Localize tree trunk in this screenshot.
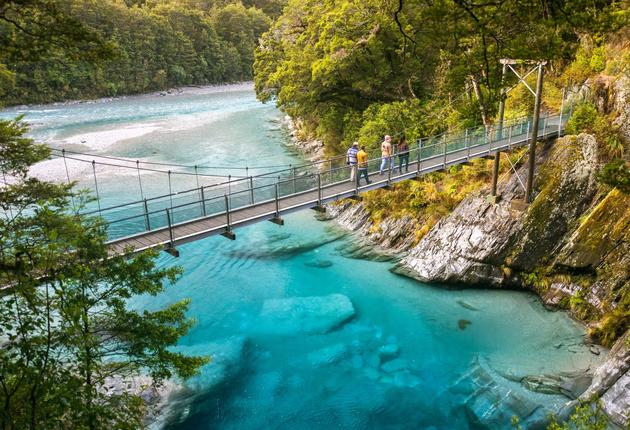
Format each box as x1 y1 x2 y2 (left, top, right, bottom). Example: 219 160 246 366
470 74 489 126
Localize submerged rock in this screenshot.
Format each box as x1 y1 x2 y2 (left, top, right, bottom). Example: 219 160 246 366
174 336 248 393
380 358 409 374
521 373 592 399
392 370 422 388
307 343 349 366
258 294 356 335
457 319 472 330
304 259 334 268
450 358 555 429
377 344 400 362
336 241 398 262
456 300 479 311
228 234 344 260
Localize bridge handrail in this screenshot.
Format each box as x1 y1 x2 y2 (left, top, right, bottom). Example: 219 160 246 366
100 111 567 241
93 111 566 237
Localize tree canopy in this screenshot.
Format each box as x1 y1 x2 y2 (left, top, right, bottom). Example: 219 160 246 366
0 117 207 429
254 0 627 154
0 0 280 105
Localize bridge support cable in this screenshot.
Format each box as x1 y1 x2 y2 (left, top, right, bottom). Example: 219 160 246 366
91 160 102 217
249 176 254 205
61 149 77 211
143 199 151 231
136 160 145 200
164 208 179 257
500 59 547 204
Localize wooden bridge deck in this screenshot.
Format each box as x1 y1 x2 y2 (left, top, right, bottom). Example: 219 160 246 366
107 120 564 256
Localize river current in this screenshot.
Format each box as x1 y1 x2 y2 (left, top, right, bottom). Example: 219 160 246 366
1 84 606 429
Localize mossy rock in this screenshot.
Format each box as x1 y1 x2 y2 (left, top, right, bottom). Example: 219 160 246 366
509 134 600 271
555 188 630 270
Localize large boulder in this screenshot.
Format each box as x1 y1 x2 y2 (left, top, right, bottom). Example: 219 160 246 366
571 330 630 427
174 336 248 393
391 140 556 286
392 194 520 286
508 134 600 271
257 294 356 335
324 200 419 253
448 358 559 429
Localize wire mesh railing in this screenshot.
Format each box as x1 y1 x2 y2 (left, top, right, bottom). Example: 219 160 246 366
100 111 569 243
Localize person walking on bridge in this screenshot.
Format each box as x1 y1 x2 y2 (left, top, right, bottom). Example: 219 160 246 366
397 135 409 173
357 145 371 186
346 141 359 182
379 135 394 175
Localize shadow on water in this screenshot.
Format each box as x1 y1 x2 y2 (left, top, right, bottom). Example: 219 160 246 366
226 232 347 261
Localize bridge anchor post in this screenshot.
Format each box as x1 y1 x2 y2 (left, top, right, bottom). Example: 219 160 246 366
311 173 326 212
164 208 180 256
489 151 501 204
221 194 236 240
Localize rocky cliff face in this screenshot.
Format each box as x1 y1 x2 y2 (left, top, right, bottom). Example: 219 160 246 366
282 115 325 161
323 200 418 254
394 133 603 287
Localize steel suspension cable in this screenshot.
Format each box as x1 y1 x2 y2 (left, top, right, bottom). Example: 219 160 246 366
61 149 77 211
91 160 102 216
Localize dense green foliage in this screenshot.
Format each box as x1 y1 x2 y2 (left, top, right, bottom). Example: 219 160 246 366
566 101 624 157
254 0 627 154
547 402 609 430
0 0 280 105
0 118 207 429
597 159 630 193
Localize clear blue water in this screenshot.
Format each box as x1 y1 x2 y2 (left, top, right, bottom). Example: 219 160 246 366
2 84 606 429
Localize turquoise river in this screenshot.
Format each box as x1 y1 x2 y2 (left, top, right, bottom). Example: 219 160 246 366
1 84 606 430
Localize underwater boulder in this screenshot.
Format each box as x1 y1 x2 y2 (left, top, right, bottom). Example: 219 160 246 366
449 358 558 429
307 343 349 367
377 344 400 362
258 294 356 335
174 336 247 393
381 358 409 374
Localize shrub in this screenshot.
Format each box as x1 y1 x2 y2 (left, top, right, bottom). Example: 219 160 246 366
597 159 630 193
547 402 608 430
566 103 598 135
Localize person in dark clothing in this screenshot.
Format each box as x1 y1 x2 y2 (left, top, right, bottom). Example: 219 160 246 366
397 135 409 173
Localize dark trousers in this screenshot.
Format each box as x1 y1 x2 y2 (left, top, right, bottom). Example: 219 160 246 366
398 154 409 172
357 168 370 185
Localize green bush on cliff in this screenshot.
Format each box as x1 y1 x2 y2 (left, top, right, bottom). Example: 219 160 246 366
566 103 599 135
566 102 624 158
546 402 608 430
590 293 630 347
597 159 630 193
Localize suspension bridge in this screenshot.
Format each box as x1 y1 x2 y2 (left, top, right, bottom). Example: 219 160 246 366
67 111 569 257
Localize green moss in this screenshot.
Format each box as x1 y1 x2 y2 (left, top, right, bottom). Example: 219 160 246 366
557 189 630 269
589 292 630 347
569 289 599 321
